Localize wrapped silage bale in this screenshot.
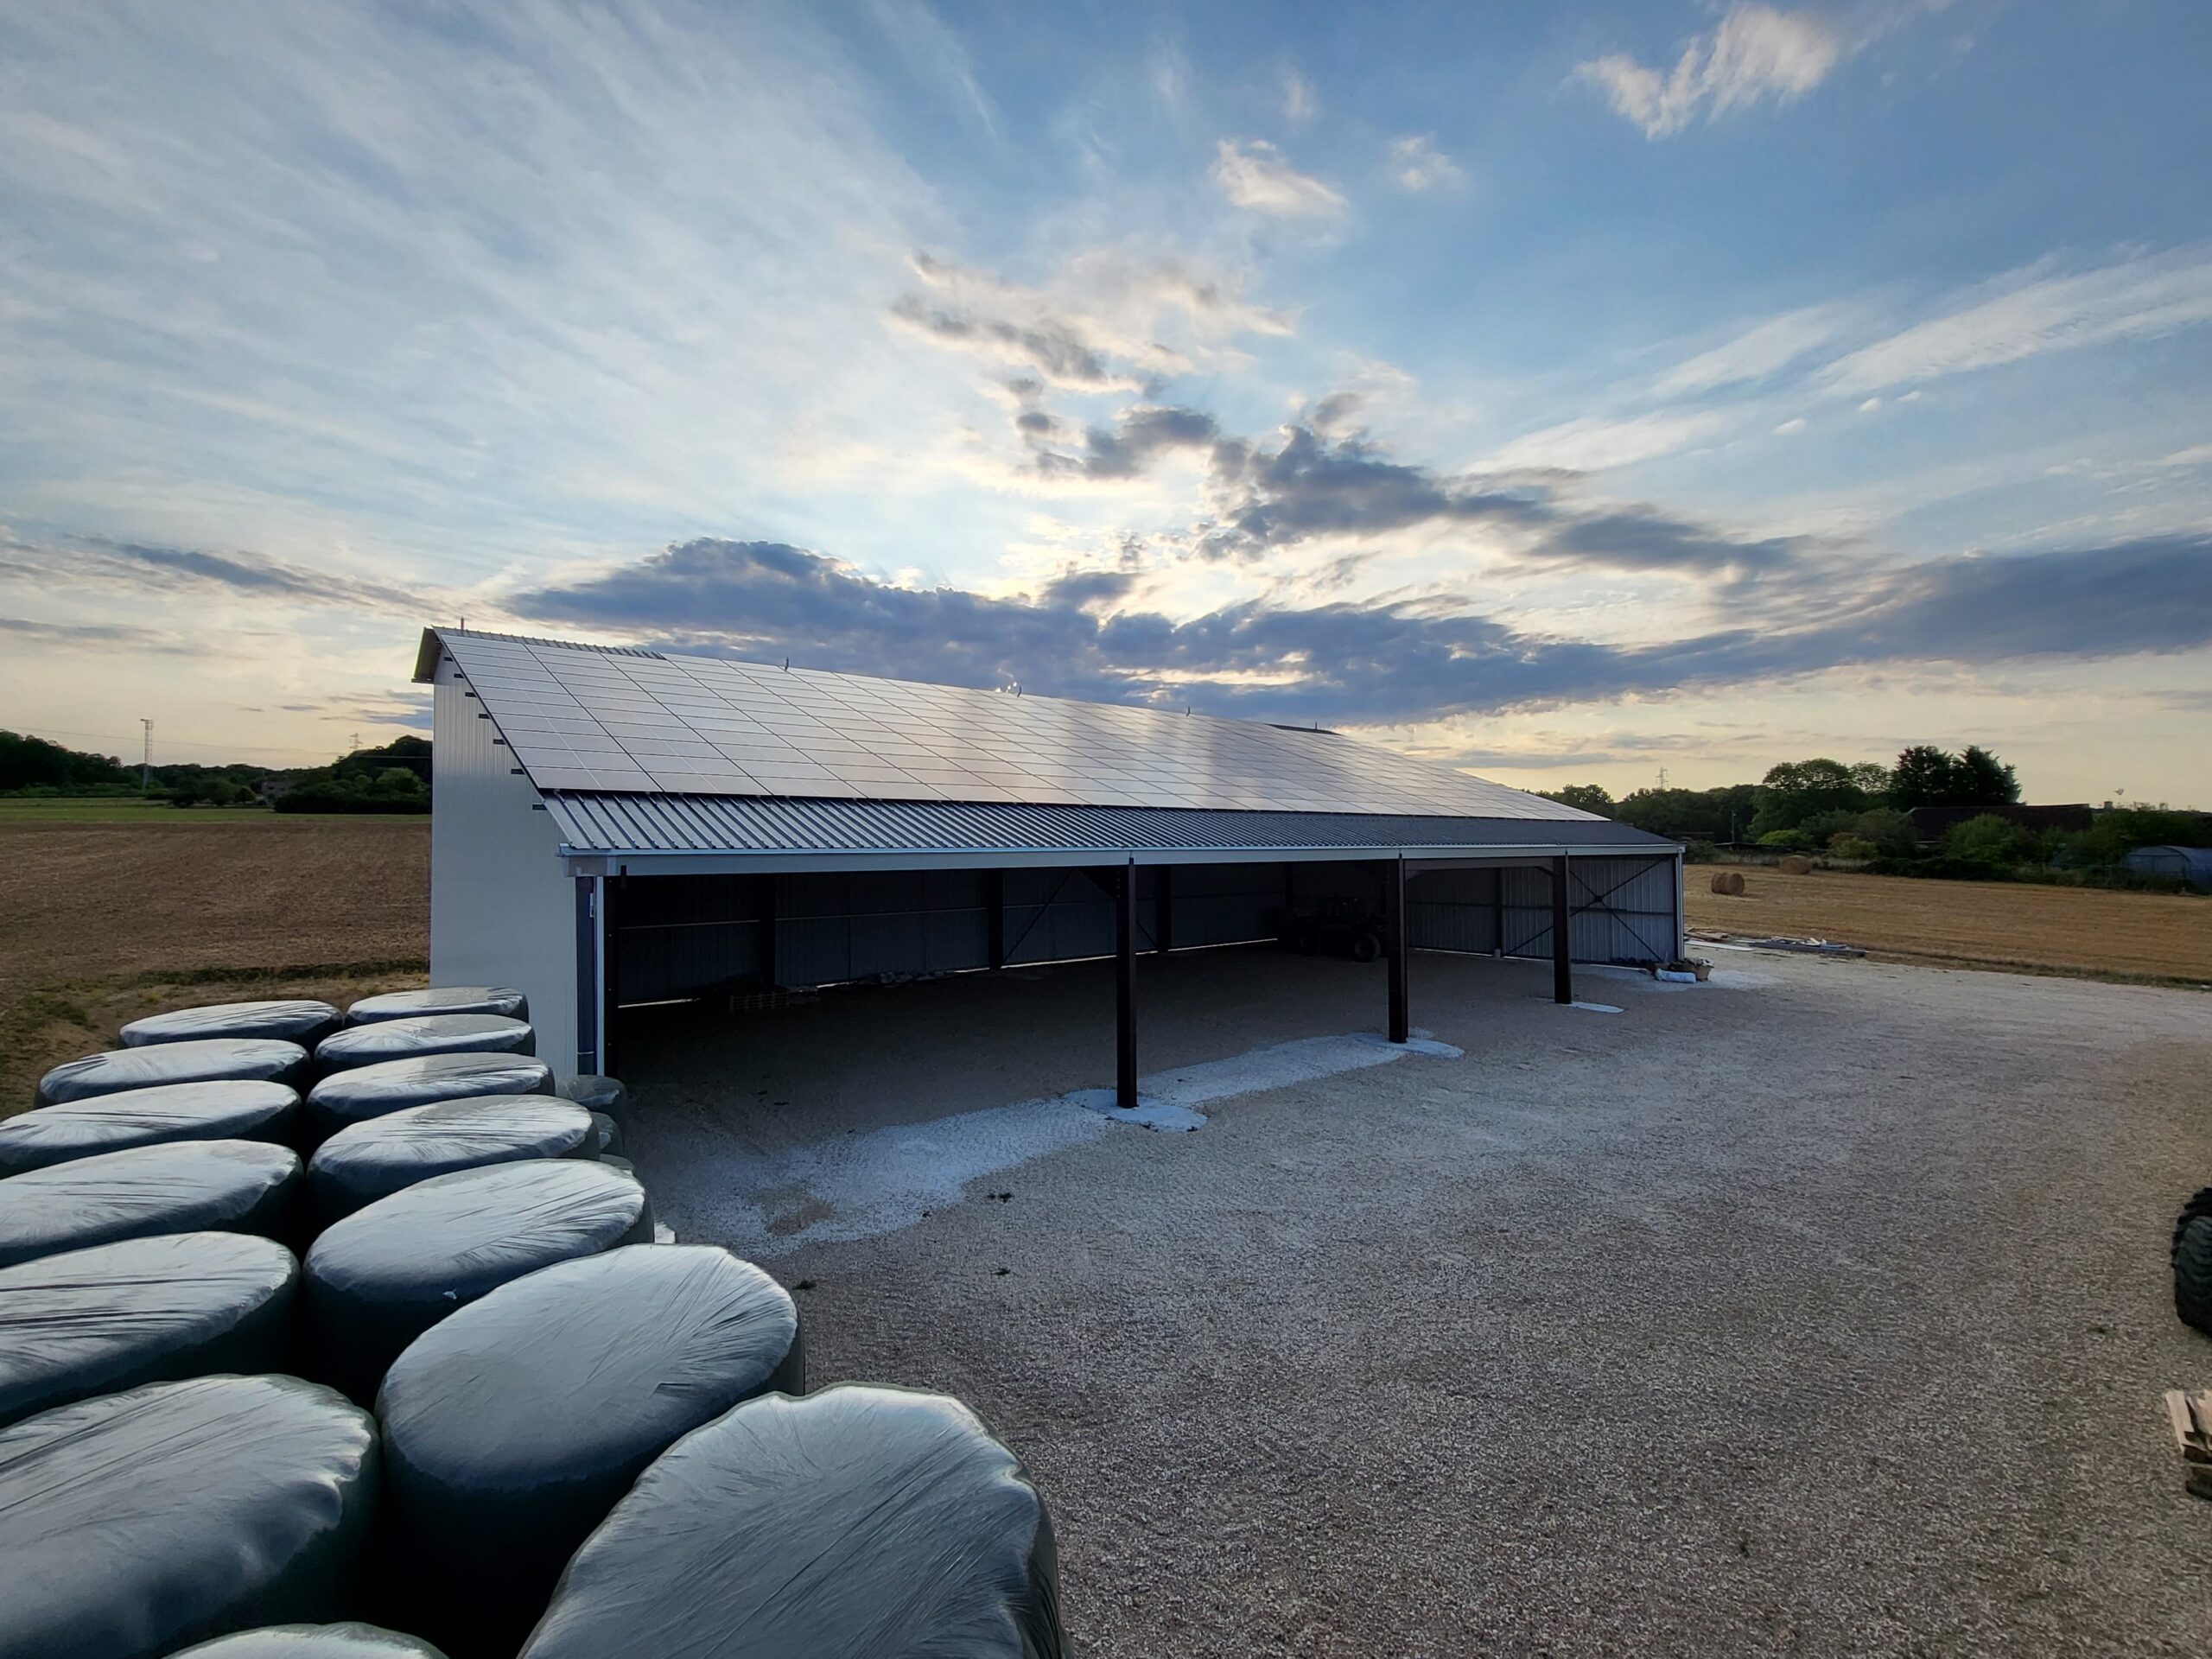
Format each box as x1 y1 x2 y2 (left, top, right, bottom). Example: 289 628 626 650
122 1000 342 1050
306 1097 598 1228
171 1626 447 1659
301 1054 553 1151
377 1245 803 1656
346 987 527 1026
588 1111 621 1158
303 1160 653 1405
0 1140 301 1269
553 1074 626 1123
313 1016 534 1077
0 1375 378 1659
520 1385 1065 1659
34 1038 311 1109
0 1079 300 1177
0 1231 297 1429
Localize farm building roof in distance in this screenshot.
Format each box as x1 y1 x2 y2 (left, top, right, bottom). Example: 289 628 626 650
413 627 1674 865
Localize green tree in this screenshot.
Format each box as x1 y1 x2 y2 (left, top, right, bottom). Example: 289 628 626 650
1947 814 2034 866
1749 759 1872 838
1954 745 2019 806
1538 784 1614 815
1888 745 1956 810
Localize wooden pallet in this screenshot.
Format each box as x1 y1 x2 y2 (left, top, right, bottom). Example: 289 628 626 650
2162 1389 2212 1500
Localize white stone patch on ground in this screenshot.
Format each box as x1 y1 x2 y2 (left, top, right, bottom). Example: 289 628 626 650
666 1027 1465 1256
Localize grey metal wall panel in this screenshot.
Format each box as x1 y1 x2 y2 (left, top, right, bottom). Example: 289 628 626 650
616 918 763 1003
1408 867 1501 953
1168 861 1287 948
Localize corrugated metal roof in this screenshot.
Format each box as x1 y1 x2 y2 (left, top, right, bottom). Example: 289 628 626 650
543 791 1675 859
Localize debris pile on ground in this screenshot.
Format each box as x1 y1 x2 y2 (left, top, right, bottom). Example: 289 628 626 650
0 988 1070 1659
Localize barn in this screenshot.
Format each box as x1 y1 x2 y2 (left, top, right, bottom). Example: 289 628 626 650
414 628 1684 1099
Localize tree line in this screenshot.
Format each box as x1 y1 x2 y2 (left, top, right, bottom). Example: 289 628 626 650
0 730 432 813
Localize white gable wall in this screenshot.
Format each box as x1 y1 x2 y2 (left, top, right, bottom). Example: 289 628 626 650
429 651 582 1074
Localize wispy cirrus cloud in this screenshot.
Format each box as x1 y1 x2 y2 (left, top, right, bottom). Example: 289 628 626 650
1386 135 1465 194
1211 139 1345 215
1576 3 1848 138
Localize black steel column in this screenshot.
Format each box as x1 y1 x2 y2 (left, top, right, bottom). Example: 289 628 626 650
1155 864 1174 955
759 874 779 990
601 871 622 1078
573 874 600 1074
1551 855 1573 1005
1386 856 1409 1044
986 868 1005 970
1115 857 1138 1109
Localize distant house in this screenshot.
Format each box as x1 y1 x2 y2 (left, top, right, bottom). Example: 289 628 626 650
2120 846 2212 891
1906 803 2094 842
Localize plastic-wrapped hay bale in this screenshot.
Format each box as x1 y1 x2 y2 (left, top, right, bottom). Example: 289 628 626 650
307 1097 597 1227
34 1038 311 1109
304 1161 653 1405
554 1074 626 1123
0 1140 301 1269
0 1374 378 1659
520 1385 1064 1659
302 1054 554 1151
0 1231 297 1429
346 987 527 1027
378 1245 803 1656
314 1016 534 1077
0 1079 300 1177
172 1626 447 1658
588 1111 621 1158
122 1000 342 1051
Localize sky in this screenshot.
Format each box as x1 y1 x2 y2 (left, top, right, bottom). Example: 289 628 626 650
1 0 2208 804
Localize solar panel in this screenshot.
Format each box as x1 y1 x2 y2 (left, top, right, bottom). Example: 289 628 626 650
431 630 1595 820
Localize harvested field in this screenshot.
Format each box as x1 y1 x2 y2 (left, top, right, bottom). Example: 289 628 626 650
0 818 429 1111
1687 868 2212 983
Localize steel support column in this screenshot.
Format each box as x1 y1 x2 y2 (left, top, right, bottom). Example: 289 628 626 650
1551 855 1573 1005
1385 855 1409 1044
574 874 601 1074
759 874 779 990
1115 857 1138 1109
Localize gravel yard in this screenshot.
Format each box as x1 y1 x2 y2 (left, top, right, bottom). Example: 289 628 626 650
632 947 2208 1656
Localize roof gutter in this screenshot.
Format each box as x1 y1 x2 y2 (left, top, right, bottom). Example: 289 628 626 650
556 840 1680 878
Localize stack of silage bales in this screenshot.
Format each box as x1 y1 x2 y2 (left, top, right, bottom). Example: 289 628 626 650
0 988 1067 1659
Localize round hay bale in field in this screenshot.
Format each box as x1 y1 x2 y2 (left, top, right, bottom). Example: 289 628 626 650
0 1140 301 1270
378 1245 803 1656
1708 870 1746 896
171 1626 445 1659
314 1015 534 1077
123 1001 342 1051
0 1079 300 1177
520 1385 1062 1659
554 1074 626 1122
302 1054 553 1151
346 987 528 1027
588 1110 622 1158
304 1161 652 1405
0 1375 377 1659
35 1038 311 1109
307 1097 596 1228
1777 855 1816 875
0 1231 297 1430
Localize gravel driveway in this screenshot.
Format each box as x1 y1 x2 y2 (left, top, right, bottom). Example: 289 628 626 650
626 946 2212 1657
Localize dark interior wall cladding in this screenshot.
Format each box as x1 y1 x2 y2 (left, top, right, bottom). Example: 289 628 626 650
782 868 992 984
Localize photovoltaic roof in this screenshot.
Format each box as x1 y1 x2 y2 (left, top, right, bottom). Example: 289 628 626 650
416 627 1607 823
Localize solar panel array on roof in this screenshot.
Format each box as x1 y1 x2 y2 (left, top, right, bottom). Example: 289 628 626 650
429 629 1598 821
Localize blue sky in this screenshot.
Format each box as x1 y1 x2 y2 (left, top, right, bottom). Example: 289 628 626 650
2 0 2207 803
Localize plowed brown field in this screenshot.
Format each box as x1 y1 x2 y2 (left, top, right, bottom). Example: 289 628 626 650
1687 866 2212 982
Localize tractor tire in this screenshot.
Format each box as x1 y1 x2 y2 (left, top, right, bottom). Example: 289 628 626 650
1349 931 1382 963
2175 1188 2212 1337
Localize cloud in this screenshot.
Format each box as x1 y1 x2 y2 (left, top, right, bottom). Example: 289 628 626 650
0 531 433 615
1576 4 1847 138
1282 69 1316 123
0 615 187 649
1650 305 1849 395
1387 135 1465 193
1817 245 2212 395
509 532 2212 726
1775 416 1807 435
1491 411 1728 472
1211 139 1345 215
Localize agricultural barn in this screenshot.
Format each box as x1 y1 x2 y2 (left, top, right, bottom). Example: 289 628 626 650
414 629 1684 1098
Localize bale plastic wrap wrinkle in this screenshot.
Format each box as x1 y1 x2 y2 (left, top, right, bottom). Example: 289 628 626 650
123 1001 343 1050
0 1375 378 1659
0 1140 302 1269
346 987 528 1027
304 1161 653 1404
302 1055 554 1149
313 1016 536 1075
0 1231 298 1429
553 1075 626 1122
34 1039 312 1109
172 1624 447 1658
307 1097 597 1224
521 1385 1065 1659
377 1245 803 1656
588 1111 621 1158
0 1080 300 1176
